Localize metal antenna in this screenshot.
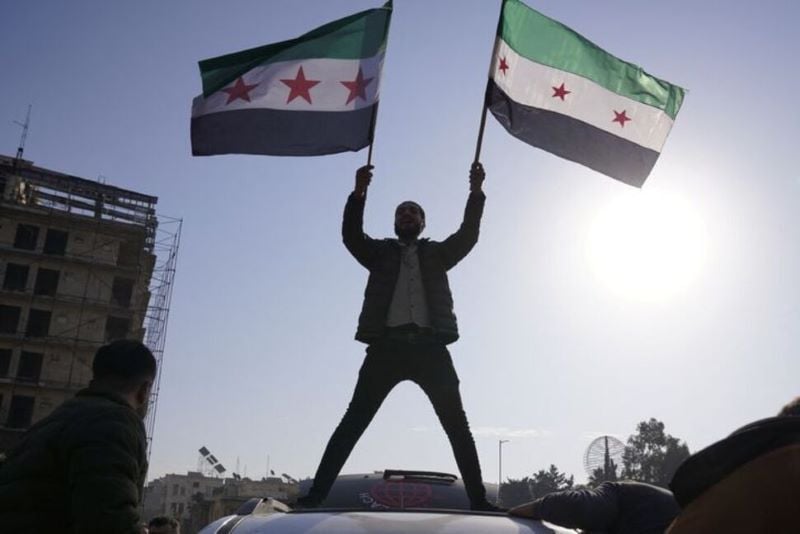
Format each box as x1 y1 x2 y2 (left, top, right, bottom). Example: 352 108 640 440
14 105 32 164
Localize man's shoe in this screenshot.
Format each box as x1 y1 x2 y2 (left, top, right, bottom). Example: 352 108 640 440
470 500 505 512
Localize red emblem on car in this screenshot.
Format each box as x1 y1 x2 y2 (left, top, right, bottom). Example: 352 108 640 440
370 481 433 508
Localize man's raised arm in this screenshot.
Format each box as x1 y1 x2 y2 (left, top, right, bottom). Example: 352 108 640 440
440 161 486 270
343 165 377 268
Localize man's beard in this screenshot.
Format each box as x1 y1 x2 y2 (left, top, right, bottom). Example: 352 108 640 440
395 224 422 240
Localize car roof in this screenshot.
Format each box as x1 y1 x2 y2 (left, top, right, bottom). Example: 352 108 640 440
201 510 577 534
198 471 579 533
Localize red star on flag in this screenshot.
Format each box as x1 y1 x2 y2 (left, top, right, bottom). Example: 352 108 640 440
281 66 320 104
612 110 631 127
222 76 259 105
552 82 570 100
340 67 374 105
498 56 510 75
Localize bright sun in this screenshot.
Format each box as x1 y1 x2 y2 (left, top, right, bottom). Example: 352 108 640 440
587 190 708 302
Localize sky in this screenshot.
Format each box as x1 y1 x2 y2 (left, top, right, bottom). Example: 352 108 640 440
2 0 799 487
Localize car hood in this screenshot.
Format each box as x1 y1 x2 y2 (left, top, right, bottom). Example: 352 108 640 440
200 510 576 534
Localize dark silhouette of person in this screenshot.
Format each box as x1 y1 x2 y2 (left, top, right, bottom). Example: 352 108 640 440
148 515 180 534
298 162 495 510
667 396 800 533
509 481 679 534
0 340 156 533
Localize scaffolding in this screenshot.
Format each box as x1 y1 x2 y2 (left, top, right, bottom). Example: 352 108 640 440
0 154 180 457
143 215 181 458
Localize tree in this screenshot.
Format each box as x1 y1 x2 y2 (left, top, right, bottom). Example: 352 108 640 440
498 477 532 508
587 458 619 487
621 418 690 488
528 464 574 499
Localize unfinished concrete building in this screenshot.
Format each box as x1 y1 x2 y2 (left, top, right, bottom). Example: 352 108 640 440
0 154 179 453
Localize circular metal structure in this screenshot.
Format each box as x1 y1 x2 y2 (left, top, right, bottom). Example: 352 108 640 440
583 435 625 479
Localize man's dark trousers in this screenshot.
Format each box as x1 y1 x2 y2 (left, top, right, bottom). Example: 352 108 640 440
307 337 487 505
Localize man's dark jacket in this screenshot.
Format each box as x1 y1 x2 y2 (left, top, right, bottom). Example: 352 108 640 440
0 388 148 534
524 481 679 534
342 190 485 345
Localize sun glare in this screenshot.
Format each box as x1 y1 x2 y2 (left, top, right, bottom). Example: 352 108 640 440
587 190 708 302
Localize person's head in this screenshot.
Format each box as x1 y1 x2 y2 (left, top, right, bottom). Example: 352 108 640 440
148 516 180 534
778 396 800 417
91 340 156 419
394 201 425 240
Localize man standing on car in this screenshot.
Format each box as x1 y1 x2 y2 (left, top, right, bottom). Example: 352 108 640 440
0 340 155 533
298 162 496 511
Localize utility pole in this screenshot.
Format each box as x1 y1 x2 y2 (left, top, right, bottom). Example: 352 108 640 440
498 439 510 504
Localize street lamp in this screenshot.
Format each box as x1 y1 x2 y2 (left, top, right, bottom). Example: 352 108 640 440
498 439 510 504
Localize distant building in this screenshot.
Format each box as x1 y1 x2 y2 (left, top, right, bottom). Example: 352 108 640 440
0 154 179 453
143 471 227 521
143 471 299 532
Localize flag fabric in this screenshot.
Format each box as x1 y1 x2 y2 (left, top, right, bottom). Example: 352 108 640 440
191 2 392 157
487 0 685 187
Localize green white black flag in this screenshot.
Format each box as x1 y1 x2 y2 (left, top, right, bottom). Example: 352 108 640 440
488 0 685 187
191 2 392 157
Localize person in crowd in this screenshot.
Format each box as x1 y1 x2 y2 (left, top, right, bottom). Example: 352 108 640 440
667 396 800 532
778 395 800 417
509 480 679 533
0 340 156 534
147 515 180 534
299 162 496 511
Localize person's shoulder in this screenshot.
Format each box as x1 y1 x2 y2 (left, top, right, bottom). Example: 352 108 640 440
731 415 800 437
67 392 143 435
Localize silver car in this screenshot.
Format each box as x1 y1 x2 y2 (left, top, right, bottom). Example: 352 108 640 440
199 470 576 534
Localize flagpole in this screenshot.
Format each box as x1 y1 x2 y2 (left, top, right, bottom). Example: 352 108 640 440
473 0 506 163
473 84 490 163
367 101 380 166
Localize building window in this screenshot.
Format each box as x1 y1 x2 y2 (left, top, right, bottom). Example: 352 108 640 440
34 268 60 296
0 305 21 334
25 309 52 338
13 224 39 250
3 263 30 291
17 351 43 382
178 503 184 515
173 484 179 496
0 348 11 376
104 316 130 341
7 395 35 429
43 229 69 255
111 277 134 307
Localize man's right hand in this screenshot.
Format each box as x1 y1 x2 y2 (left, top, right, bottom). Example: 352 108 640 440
354 165 373 198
